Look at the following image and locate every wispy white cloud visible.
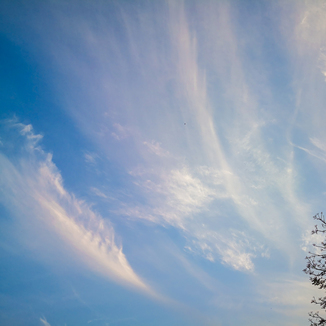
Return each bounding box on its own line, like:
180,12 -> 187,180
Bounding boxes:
288,1 -> 326,148
84,152 -> 98,164
143,141 -> 170,157
111,123 -> 131,141
90,187 -> 108,199
310,137 -> 326,153
122,163 -> 260,271
258,277 -> 318,309
8,0 -> 319,274
0,120 -> 152,294
124,165 -> 218,226
4,0 -> 326,323
40,317 -> 51,326
106,1 -> 311,271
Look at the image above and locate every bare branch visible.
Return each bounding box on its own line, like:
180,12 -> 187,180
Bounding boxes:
304,213 -> 326,325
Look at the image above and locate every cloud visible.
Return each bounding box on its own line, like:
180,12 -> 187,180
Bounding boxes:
8,0 -> 317,274
125,165 -> 218,225
4,1 -> 326,323
288,1 -> 326,144
111,123 -> 130,141
84,152 -> 98,164
105,1 -> 311,271
0,120 -> 152,293
292,141 -> 326,164
40,317 -> 51,326
259,277 -> 318,308
122,164 -> 260,271
310,137 -> 326,154
90,187 -> 108,199
143,141 -> 170,157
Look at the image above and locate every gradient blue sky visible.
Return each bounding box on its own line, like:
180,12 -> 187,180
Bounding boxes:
1,1 -> 326,325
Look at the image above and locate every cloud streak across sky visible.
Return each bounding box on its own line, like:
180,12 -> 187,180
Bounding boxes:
32,0 -> 311,269
0,120 -> 151,293
1,0 -> 326,325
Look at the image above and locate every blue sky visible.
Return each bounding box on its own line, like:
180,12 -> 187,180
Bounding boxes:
1,0 -> 326,325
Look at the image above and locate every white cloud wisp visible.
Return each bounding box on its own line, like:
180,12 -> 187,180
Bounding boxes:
11,0 -> 322,275
0,120 -> 151,294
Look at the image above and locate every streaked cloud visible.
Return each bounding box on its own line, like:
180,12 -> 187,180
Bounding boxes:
19,0 -> 317,273
3,0 -> 326,324
0,120 -> 151,293
40,317 -> 51,326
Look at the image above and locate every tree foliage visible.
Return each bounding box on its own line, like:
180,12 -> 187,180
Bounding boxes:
304,213 -> 326,326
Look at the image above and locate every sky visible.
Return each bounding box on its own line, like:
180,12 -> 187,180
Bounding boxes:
1,0 -> 326,325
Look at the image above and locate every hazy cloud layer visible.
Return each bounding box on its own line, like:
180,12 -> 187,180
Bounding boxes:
2,0 -> 326,324
11,0 -> 321,275
25,0 -> 318,272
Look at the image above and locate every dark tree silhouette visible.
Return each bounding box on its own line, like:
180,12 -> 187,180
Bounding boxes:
304,213 -> 326,326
